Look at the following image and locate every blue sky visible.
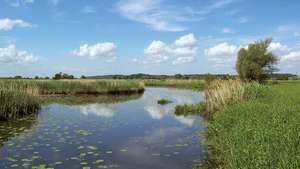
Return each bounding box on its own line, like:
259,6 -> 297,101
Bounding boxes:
0,0 -> 300,77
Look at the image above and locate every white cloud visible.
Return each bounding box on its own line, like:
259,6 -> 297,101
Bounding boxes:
0,18 -> 33,31
268,42 -> 290,55
72,42 -> 117,60
294,32 -> 300,37
204,42 -> 239,68
205,42 -> 238,58
174,33 -> 198,47
281,51 -> 300,61
222,27 -> 234,34
144,40 -> 170,63
116,0 -> 238,32
0,44 -> 38,64
144,33 -> 198,64
81,6 -> 96,14
116,0 -> 186,32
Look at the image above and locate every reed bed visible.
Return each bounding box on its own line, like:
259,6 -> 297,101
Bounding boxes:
0,81 -> 40,120
144,79 -> 205,90
204,79 -> 263,114
0,79 -> 145,120
35,80 -> 145,95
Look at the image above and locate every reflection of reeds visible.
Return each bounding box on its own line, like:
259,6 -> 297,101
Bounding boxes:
0,113 -> 38,146
0,80 -> 145,120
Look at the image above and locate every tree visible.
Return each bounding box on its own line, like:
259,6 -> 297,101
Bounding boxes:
53,72 -> 62,80
236,39 -> 279,82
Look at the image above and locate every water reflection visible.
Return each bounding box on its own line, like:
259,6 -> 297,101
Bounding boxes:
79,104 -> 115,118
0,114 -> 38,146
142,88 -> 202,127
0,88 -> 205,169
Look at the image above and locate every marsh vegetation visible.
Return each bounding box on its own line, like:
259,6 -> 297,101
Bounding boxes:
0,80 -> 144,120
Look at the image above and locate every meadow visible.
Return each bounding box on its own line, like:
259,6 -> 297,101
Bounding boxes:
205,81 -> 300,169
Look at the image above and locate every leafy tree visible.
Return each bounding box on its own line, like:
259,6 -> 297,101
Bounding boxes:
53,72 -> 62,80
236,39 -> 279,82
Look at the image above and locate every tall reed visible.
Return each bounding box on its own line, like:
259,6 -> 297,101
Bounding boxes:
204,79 -> 262,114
0,80 -> 40,120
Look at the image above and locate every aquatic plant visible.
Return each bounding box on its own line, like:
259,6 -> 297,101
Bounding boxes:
157,99 -> 173,105
0,81 -> 40,120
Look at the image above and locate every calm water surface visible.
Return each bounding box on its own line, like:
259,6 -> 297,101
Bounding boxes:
0,88 -> 206,169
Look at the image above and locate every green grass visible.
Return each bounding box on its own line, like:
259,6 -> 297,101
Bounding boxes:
144,79 -> 205,90
204,81 -> 300,169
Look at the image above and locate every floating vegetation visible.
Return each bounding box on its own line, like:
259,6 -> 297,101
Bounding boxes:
157,99 -> 173,105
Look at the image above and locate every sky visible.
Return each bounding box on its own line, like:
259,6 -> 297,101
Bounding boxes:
0,0 -> 300,77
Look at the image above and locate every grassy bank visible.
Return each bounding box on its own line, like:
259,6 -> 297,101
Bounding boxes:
0,79 -> 145,120
144,79 -> 205,90
192,80 -> 300,168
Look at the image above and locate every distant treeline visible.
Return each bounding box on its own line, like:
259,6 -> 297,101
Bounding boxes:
0,73 -> 298,80
87,73 -> 299,80
87,73 -> 236,80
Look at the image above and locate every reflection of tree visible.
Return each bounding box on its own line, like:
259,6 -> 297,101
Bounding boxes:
40,94 -> 143,106
0,114 -> 38,147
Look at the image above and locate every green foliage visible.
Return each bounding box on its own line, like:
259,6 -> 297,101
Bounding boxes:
53,72 -> 75,80
175,103 -> 206,116
236,39 -> 279,82
157,99 -> 173,105
205,82 -> 300,169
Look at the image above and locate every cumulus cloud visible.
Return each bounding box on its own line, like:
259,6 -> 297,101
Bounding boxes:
0,44 -> 38,64
281,51 -> 300,61
205,42 -> 238,58
204,42 -> 239,68
205,41 -> 300,70
72,42 -> 117,60
268,42 -> 290,55
144,33 -> 198,64
0,18 -> 33,31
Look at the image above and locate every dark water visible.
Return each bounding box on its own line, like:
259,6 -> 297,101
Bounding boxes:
0,88 -> 206,169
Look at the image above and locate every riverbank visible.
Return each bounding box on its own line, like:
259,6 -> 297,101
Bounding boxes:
193,80 -> 300,168
0,80 -> 144,120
